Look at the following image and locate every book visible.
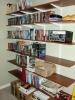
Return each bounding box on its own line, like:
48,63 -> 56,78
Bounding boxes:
40,80 -> 62,94
19,86 -> 35,95
33,90 -> 50,100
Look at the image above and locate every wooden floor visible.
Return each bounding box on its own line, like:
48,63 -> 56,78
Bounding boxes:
0,87 -> 17,100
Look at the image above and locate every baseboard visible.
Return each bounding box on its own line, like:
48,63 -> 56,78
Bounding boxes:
0,83 -> 10,90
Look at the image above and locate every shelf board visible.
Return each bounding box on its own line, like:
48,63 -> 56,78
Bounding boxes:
6,0 -> 75,16
21,7 -> 38,13
6,11 -> 25,16
53,0 -> 75,7
8,69 -> 22,80
6,1 -> 58,16
34,3 -> 54,10
42,55 -> 75,67
47,73 -> 75,87
8,50 -> 75,67
6,8 -> 38,16
8,59 -> 22,68
8,68 -> 75,87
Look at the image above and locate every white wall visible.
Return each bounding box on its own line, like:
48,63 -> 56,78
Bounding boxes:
0,0 -> 18,87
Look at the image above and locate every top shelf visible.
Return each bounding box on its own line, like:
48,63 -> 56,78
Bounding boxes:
53,0 -> 75,7
34,3 -> 54,10
6,4 -> 54,16
6,8 -> 38,16
6,0 -> 75,16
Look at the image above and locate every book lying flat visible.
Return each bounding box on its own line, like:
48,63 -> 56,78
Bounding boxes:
33,90 -> 50,100
40,80 -> 63,94
19,86 -> 36,95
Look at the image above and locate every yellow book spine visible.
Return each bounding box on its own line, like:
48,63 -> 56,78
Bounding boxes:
72,85 -> 75,100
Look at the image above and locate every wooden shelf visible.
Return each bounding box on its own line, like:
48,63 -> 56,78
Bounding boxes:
47,73 -> 75,87
6,0 -> 75,17
8,50 -> 75,67
6,0 -> 75,16
42,55 -> 75,67
8,69 -> 22,80
8,59 -> 26,68
34,3 -> 54,10
8,68 -> 75,87
6,8 -> 38,16
53,0 -> 75,7
21,7 -> 38,13
6,11 -> 24,16
6,1 -> 57,16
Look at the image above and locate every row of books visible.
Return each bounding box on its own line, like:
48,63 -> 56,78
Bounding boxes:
16,54 -> 35,67
8,11 -> 62,25
8,29 -> 33,40
8,29 -> 66,42
26,70 -> 41,89
16,54 -> 27,66
25,70 -> 62,96
8,42 -> 46,58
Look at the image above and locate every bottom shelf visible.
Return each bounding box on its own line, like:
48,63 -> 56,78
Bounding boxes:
47,73 -> 75,87
8,69 -> 75,87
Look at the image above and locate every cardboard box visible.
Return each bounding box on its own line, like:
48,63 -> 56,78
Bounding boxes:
35,59 -> 56,77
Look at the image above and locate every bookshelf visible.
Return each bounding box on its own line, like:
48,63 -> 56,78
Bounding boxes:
8,59 -> 75,87
7,0 -> 75,99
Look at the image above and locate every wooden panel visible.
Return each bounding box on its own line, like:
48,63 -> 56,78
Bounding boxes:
53,0 -> 75,7
43,55 -> 75,67
6,11 -> 24,16
23,7 -> 38,12
47,73 -> 75,87
8,69 -> 22,80
34,3 -> 54,10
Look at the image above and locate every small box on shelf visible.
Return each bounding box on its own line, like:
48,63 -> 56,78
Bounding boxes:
35,58 -> 56,77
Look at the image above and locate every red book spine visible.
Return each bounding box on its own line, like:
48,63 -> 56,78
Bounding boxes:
22,63 -> 26,82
